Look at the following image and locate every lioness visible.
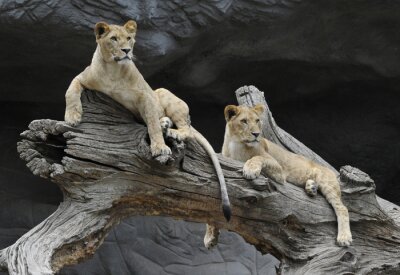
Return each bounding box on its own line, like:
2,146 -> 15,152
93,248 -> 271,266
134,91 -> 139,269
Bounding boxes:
64,20 -> 231,220
204,104 -> 352,248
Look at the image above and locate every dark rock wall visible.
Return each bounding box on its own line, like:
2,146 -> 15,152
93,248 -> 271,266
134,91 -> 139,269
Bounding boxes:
60,217 -> 278,275
1,0 -> 400,274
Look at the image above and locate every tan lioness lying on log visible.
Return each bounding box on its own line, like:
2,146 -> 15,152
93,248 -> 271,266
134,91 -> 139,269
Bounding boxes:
63,20 -> 231,220
204,104 -> 352,248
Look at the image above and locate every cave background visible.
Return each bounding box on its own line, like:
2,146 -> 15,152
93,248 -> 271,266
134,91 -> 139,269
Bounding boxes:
0,1 -> 400,274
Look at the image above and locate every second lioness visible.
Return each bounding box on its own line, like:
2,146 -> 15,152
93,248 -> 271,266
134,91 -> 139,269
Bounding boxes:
64,20 -> 231,220
204,104 -> 352,248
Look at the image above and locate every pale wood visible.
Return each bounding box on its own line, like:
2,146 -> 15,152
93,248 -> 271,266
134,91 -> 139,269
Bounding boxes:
0,87 -> 399,274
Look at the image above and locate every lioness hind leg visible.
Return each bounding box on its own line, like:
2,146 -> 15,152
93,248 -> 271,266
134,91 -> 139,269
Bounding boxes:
166,128 -> 190,142
155,88 -> 191,141
318,171 -> 352,246
160,117 -> 185,150
305,179 -> 318,196
159,116 -> 186,142
204,224 -> 219,249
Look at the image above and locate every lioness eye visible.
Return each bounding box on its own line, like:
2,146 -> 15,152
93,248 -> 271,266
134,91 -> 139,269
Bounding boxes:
241,119 -> 247,124
256,119 -> 260,123
111,36 -> 117,41
127,37 -> 131,41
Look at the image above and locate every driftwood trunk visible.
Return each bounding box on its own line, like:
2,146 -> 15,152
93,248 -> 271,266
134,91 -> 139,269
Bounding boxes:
1,86 -> 399,274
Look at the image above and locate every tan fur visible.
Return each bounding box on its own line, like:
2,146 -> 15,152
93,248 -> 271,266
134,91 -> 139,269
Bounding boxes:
65,21 -> 187,157
65,20 -> 231,219
204,105 -> 352,248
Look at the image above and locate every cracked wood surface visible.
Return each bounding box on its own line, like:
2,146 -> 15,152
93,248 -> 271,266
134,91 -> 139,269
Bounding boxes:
0,86 -> 399,274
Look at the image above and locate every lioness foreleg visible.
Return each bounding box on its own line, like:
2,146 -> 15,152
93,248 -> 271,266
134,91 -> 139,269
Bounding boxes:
140,97 -> 171,157
65,76 -> 84,126
243,154 -> 286,184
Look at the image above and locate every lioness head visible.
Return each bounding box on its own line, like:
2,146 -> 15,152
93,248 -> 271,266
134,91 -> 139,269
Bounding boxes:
224,104 -> 265,146
94,20 -> 137,64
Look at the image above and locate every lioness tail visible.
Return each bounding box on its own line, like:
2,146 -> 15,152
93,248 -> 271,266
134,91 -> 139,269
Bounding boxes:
192,128 -> 231,221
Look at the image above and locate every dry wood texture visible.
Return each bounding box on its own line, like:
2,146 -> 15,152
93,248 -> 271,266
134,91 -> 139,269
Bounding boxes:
1,86 -> 399,274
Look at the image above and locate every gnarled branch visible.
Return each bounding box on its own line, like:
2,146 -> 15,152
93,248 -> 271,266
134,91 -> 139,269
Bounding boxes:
1,86 -> 399,274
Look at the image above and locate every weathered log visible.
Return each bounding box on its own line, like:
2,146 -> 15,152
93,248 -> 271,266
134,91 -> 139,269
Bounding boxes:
1,86 -> 399,274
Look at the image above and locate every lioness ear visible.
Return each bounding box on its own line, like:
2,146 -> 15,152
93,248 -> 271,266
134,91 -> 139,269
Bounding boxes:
124,20 -> 137,34
253,104 -> 265,116
94,22 -> 110,40
224,105 -> 239,122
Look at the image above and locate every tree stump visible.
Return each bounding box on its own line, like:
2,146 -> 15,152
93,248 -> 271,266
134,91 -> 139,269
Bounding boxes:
1,86 -> 399,274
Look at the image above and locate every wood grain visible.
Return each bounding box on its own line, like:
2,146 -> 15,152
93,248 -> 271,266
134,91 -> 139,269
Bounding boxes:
1,87 -> 399,274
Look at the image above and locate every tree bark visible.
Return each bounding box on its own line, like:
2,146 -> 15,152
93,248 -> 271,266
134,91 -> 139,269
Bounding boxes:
1,86 -> 399,274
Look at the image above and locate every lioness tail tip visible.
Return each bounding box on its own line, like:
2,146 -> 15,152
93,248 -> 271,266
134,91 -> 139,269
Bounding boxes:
223,204 -> 231,222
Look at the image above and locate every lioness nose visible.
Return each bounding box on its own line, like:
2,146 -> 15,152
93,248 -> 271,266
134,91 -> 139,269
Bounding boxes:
252,132 -> 260,138
121,48 -> 131,54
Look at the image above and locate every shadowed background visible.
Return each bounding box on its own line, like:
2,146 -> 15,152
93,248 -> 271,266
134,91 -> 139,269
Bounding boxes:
0,0 -> 399,274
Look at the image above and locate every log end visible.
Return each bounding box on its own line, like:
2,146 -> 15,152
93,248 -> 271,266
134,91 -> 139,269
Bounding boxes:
340,165 -> 375,194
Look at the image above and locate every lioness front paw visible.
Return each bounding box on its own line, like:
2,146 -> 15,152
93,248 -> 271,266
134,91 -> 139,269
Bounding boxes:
243,160 -> 262,179
305,179 -> 318,196
151,143 -> 172,157
65,105 -> 82,126
337,231 -> 353,247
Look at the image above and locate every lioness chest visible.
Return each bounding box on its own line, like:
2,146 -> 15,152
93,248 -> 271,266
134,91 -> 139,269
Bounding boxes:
223,140 -> 267,162
96,83 -> 144,118
83,66 -> 163,119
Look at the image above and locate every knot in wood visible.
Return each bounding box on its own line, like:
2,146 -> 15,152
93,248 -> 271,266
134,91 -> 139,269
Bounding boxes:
340,165 -> 375,194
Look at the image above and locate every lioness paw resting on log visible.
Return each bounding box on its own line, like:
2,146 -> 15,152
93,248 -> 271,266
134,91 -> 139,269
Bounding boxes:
205,104 -> 352,248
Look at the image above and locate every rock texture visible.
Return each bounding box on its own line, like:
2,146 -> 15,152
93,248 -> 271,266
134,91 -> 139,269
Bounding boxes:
60,217 -> 279,275
2,0 -> 400,77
